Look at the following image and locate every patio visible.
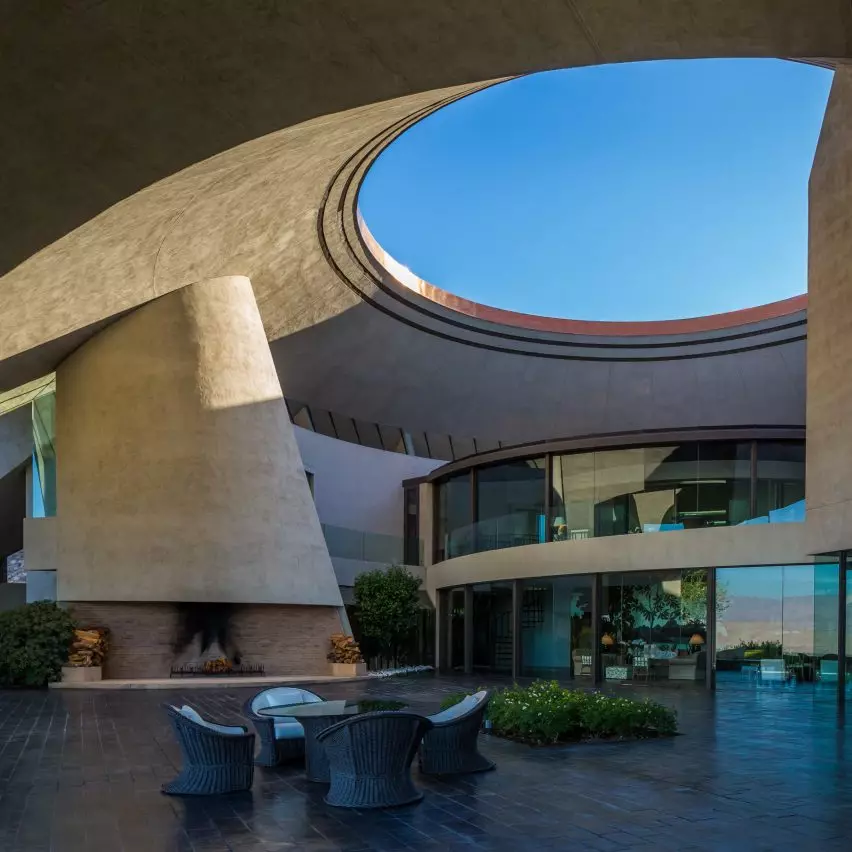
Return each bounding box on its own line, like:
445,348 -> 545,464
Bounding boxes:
0,675 -> 850,851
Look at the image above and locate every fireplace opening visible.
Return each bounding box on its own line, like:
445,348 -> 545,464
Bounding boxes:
170,602 -> 263,676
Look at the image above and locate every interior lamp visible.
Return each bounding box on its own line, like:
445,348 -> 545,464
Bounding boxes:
689,633 -> 704,647
601,633 -> 615,647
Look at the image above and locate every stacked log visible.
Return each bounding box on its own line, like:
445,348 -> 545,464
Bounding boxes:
67,627 -> 109,667
202,657 -> 233,674
327,633 -> 364,664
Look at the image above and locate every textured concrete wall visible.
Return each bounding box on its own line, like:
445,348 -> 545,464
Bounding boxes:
2,1 -> 847,276
55,276 -> 343,608
23,517 -> 56,573
807,65 -> 852,553
426,523 -> 811,595
0,407 -> 32,480
68,602 -> 341,679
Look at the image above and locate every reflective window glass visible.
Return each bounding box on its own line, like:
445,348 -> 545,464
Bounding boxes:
476,459 -> 546,552
403,487 -> 420,566
32,392 -> 56,517
520,575 -> 592,678
435,473 -> 472,561
696,441 -> 751,527
715,563 -> 838,686
755,442 -> 805,522
472,582 -> 514,673
551,452 -> 595,541
594,445 -> 699,535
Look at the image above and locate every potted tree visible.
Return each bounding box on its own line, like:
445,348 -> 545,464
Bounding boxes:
353,565 -> 421,669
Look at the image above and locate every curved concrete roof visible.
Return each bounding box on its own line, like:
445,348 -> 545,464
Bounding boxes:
2,2 -> 845,443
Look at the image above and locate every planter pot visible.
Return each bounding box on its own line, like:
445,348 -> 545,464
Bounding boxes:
62,665 -> 102,683
329,662 -> 366,677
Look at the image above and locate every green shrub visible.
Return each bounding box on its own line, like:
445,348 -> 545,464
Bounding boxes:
577,691 -> 678,740
353,566 -> 421,665
443,680 -> 677,744
0,602 -> 76,687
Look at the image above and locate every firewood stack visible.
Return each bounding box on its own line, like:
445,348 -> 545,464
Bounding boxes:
67,627 -> 109,667
327,633 -> 364,664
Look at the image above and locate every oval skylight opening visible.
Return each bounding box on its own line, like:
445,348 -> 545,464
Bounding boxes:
358,59 -> 832,323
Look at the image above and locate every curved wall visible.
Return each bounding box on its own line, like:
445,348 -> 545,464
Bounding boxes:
426,523 -> 812,596
425,429 -> 806,567
295,425 -> 440,586
295,426 -> 440,539
806,64 -> 852,553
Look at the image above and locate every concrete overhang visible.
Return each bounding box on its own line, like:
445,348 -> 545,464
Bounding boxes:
1,1 -> 846,442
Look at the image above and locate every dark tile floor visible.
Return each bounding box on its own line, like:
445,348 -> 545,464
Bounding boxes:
1,675 -> 851,851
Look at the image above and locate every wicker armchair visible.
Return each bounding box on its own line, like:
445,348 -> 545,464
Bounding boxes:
162,704 -> 255,795
316,711 -> 432,809
419,690 -> 495,776
243,686 -> 323,766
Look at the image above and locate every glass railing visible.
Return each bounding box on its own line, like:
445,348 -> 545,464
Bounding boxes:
321,523 -> 421,565
738,499 -> 806,525
441,513 -> 546,559
438,500 -> 807,561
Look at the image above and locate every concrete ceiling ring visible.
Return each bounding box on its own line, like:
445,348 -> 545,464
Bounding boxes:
317,87 -> 808,363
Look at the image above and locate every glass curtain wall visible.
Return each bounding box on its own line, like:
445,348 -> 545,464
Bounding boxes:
441,561 -> 847,692
554,442 -> 752,539
847,559 -> 852,685
32,392 -> 57,517
551,452 -> 594,541
448,588 -> 465,671
520,575 -> 592,678
754,442 -> 806,522
715,563 -> 839,685
471,582 -> 514,673
601,570 -> 709,681
403,486 -> 420,566
476,459 -> 546,552
433,439 -> 803,562
435,472 -> 472,561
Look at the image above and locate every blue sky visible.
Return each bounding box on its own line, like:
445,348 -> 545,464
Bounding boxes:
359,60 -> 833,322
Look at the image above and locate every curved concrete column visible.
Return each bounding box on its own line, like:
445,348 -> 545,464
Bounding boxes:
55,275 -> 343,607
807,65 -> 852,553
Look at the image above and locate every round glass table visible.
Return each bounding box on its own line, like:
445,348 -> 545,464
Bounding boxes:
258,700 -> 367,782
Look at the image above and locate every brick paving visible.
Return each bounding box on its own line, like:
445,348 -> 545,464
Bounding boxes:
0,675 -> 850,851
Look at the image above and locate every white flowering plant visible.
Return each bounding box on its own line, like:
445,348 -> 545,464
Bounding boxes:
441,680 -> 677,744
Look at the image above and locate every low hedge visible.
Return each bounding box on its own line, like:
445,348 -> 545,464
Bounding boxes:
0,601 -> 76,688
441,680 -> 677,744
